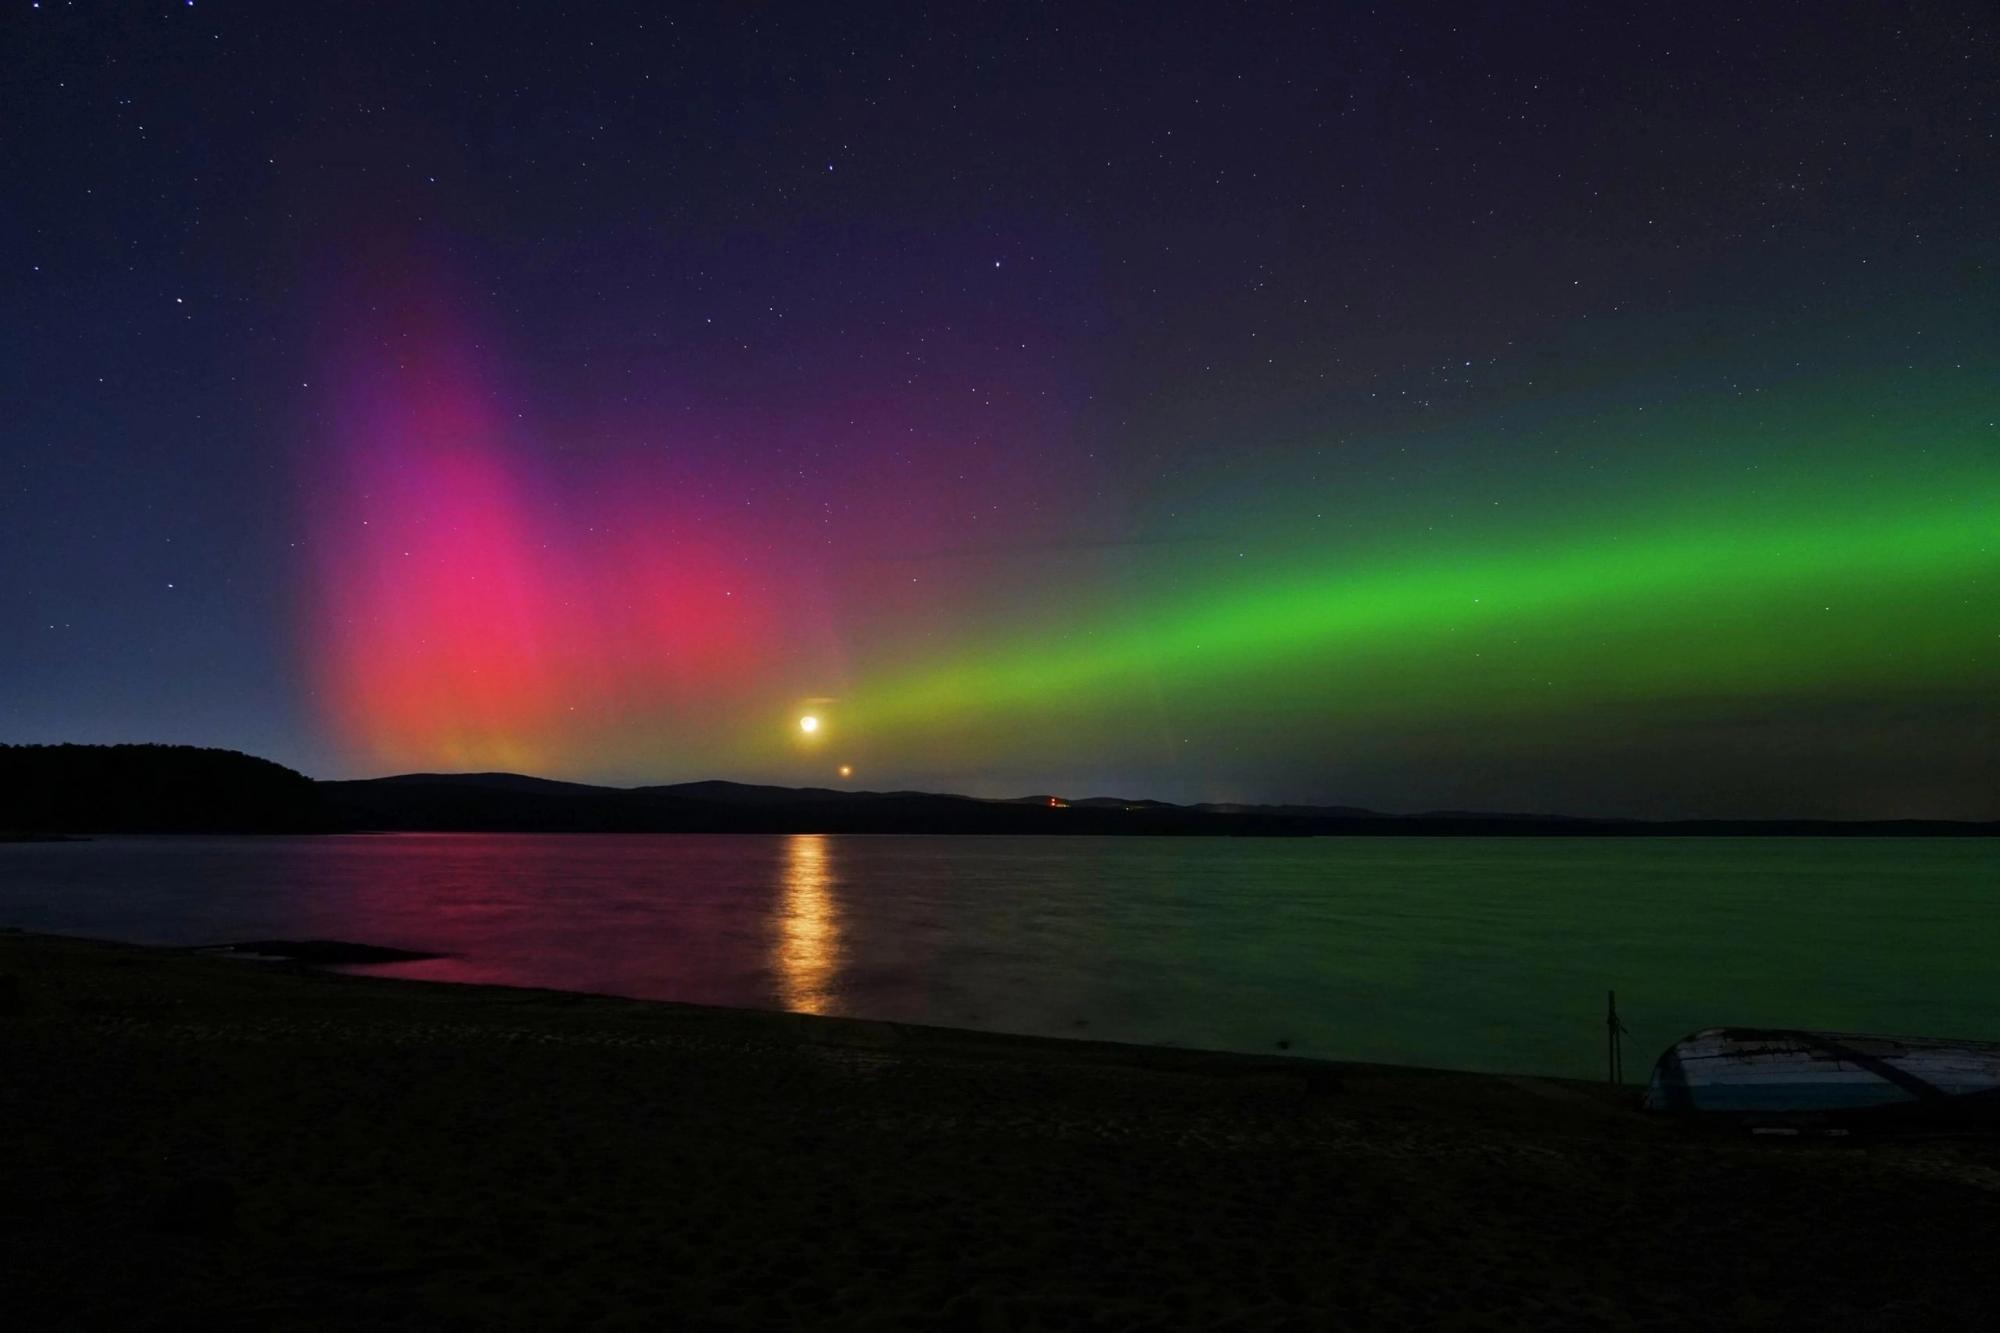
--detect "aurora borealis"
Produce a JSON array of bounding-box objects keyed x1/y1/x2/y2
[{"x1": 4, "y1": 3, "x2": 1996, "y2": 818}]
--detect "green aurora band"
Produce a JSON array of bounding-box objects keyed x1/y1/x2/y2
[{"x1": 840, "y1": 393, "x2": 1996, "y2": 768}]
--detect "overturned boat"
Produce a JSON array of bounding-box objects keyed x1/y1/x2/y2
[{"x1": 1645, "y1": 1027, "x2": 2000, "y2": 1128}]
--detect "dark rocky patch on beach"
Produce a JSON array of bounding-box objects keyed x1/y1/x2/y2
[{"x1": 194, "y1": 940, "x2": 448, "y2": 965}]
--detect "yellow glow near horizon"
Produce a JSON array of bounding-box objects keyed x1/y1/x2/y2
[{"x1": 837, "y1": 764, "x2": 853, "y2": 779}]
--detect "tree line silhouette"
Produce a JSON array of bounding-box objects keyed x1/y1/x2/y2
[
  {"x1": 1, "y1": 744, "x2": 326, "y2": 834},
  {"x1": 2, "y1": 743, "x2": 1989, "y2": 837}
]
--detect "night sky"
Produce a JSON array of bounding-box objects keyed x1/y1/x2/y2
[{"x1": 4, "y1": 3, "x2": 1995, "y2": 819}]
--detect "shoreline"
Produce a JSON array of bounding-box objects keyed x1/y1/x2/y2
[
  {"x1": 6, "y1": 928, "x2": 2000, "y2": 1329},
  {"x1": 1, "y1": 926, "x2": 1608, "y2": 1094}
]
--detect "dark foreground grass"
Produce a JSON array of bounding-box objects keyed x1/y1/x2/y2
[{"x1": 3, "y1": 929, "x2": 1997, "y2": 1331}]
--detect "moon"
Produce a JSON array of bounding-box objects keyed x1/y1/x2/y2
[{"x1": 799, "y1": 715, "x2": 819, "y2": 734}]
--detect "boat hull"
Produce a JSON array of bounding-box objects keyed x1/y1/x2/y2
[{"x1": 1644, "y1": 1027, "x2": 2000, "y2": 1123}]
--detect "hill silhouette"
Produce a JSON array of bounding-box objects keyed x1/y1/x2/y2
[
  {"x1": 2, "y1": 744, "x2": 1993, "y2": 836},
  {"x1": 1, "y1": 744, "x2": 325, "y2": 834}
]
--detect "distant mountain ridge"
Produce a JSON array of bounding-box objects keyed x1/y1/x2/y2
[
  {"x1": 3, "y1": 744, "x2": 1993, "y2": 836},
  {"x1": 365, "y1": 771, "x2": 618, "y2": 794}
]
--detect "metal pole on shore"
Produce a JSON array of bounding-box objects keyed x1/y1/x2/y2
[{"x1": 1606, "y1": 989, "x2": 1627, "y2": 1084}]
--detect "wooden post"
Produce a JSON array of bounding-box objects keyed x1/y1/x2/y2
[{"x1": 1606, "y1": 989, "x2": 1627, "y2": 1084}]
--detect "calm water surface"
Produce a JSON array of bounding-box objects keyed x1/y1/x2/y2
[{"x1": 2, "y1": 834, "x2": 1993, "y2": 1079}]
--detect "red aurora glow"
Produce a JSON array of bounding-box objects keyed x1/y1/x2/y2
[{"x1": 306, "y1": 313, "x2": 784, "y2": 775}]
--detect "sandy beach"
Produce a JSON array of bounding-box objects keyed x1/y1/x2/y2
[{"x1": 3, "y1": 930, "x2": 1997, "y2": 1331}]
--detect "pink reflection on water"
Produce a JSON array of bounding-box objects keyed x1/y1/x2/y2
[{"x1": 297, "y1": 834, "x2": 826, "y2": 1011}]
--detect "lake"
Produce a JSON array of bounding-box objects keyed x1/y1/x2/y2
[{"x1": 2, "y1": 834, "x2": 1993, "y2": 1080}]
